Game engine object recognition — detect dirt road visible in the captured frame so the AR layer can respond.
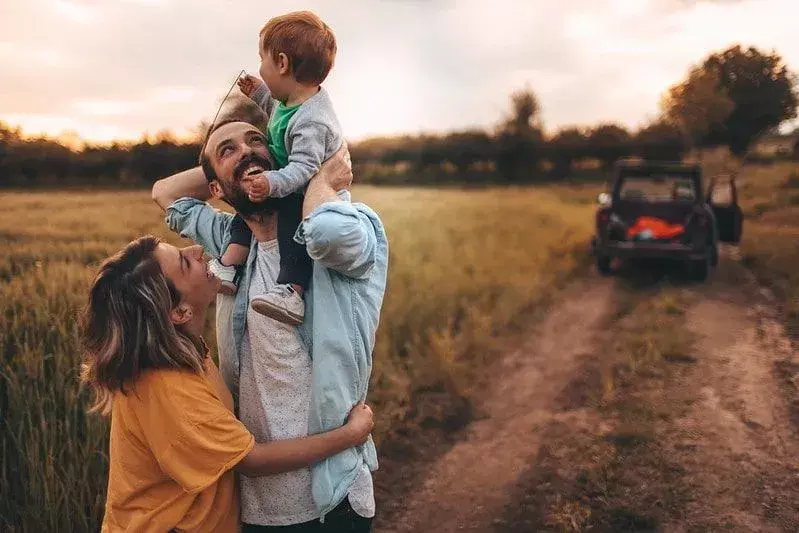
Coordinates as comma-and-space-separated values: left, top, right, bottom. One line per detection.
660, 263, 799, 532
375, 256, 798, 532
376, 279, 616, 532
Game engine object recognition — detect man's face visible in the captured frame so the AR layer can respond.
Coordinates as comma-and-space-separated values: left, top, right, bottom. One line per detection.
205, 121, 277, 216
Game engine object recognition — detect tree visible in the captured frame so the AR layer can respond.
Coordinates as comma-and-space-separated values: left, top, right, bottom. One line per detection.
662, 67, 734, 148
548, 127, 588, 177
495, 88, 544, 182
440, 130, 495, 174
501, 88, 542, 136
585, 123, 632, 170
634, 121, 686, 161
662, 45, 798, 155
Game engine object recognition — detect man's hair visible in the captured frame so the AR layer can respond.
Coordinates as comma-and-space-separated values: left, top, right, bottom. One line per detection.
198, 117, 254, 183
260, 11, 336, 86
79, 236, 205, 415
198, 92, 270, 182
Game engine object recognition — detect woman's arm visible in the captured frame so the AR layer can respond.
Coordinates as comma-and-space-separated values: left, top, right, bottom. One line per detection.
234, 403, 373, 477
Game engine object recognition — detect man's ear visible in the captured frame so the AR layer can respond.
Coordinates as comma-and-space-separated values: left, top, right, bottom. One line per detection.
170, 303, 193, 326
277, 52, 290, 75
209, 180, 225, 200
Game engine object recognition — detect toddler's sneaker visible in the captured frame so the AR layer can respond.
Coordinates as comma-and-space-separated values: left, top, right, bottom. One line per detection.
250, 284, 305, 325
209, 258, 237, 295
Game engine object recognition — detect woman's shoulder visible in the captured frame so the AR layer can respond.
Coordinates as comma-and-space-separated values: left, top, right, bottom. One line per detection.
113, 360, 233, 429
119, 364, 211, 405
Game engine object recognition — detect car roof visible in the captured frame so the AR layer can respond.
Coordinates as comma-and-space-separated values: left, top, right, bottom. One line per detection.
614, 159, 701, 175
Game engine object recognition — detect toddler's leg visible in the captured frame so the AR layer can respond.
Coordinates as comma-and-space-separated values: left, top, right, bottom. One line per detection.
221, 243, 250, 267
209, 214, 251, 295
275, 193, 312, 291
251, 194, 310, 325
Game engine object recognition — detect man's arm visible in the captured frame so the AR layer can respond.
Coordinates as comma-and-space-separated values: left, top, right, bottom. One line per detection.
151, 166, 233, 258
302, 144, 352, 218
299, 146, 378, 279
151, 166, 210, 212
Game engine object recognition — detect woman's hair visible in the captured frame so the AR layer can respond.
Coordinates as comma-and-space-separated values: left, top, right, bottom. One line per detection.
80, 235, 205, 415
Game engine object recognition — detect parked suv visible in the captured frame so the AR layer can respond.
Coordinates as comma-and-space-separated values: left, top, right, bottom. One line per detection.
590, 160, 743, 280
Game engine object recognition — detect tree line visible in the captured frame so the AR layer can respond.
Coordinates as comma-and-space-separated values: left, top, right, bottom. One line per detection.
1, 44, 796, 189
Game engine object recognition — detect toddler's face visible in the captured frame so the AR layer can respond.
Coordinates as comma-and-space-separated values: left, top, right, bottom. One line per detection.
259, 47, 287, 102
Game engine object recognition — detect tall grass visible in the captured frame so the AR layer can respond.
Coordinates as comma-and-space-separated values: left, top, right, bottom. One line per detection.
734, 162, 799, 338
0, 185, 594, 531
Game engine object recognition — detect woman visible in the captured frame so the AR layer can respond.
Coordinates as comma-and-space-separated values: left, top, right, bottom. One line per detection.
80, 235, 373, 532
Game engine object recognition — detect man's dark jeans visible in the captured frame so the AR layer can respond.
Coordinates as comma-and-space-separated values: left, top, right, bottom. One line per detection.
242, 499, 371, 533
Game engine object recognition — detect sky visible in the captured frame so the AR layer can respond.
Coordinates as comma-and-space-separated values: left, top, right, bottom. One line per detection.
1, 0, 797, 143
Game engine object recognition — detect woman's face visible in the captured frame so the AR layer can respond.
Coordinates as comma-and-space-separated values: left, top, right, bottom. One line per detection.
153, 243, 219, 314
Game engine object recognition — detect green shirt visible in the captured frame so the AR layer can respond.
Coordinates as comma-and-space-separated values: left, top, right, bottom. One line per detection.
267, 101, 301, 168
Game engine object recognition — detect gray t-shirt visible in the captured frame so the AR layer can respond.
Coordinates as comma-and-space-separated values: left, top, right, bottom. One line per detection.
238, 239, 374, 526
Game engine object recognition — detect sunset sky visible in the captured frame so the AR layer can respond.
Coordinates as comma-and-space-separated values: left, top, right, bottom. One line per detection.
1, 0, 797, 143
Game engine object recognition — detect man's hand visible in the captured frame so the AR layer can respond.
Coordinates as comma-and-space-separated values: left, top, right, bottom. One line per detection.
315, 143, 353, 192
302, 144, 354, 218
238, 74, 265, 98
245, 173, 270, 202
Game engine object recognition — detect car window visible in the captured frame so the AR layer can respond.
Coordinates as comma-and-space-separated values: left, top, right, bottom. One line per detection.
618, 175, 696, 202
709, 180, 735, 206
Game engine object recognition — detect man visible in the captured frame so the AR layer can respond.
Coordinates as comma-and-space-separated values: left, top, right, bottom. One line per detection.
151, 119, 388, 532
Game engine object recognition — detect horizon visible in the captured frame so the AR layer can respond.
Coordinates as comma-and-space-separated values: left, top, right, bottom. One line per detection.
2, 0, 798, 144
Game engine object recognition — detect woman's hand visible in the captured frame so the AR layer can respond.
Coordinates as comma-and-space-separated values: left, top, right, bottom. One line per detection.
345, 403, 374, 445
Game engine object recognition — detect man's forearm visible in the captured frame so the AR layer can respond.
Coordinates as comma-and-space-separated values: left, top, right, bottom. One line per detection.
302, 144, 352, 217
302, 175, 339, 218
151, 166, 210, 212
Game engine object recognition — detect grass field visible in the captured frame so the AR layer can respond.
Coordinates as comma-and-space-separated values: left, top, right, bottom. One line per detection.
735, 162, 799, 338
0, 185, 595, 531
2, 160, 795, 531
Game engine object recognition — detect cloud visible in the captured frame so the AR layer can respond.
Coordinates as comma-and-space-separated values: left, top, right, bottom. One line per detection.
54, 0, 97, 24
0, 0, 797, 142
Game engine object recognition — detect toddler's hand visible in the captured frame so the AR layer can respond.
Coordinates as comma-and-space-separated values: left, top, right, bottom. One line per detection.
237, 74, 265, 98
245, 174, 270, 202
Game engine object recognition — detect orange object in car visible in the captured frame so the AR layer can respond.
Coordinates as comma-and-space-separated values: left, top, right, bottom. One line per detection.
626, 216, 685, 240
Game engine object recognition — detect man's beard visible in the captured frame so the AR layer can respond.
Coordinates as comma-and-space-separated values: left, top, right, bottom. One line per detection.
220, 153, 281, 217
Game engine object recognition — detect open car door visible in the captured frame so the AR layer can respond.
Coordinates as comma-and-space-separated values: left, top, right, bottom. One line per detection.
707, 176, 743, 243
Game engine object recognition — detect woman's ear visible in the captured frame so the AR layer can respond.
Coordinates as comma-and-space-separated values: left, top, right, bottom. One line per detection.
170, 303, 193, 326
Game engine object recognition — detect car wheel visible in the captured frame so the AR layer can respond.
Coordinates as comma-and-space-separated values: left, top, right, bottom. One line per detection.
690, 255, 711, 282
710, 243, 719, 266
596, 254, 613, 276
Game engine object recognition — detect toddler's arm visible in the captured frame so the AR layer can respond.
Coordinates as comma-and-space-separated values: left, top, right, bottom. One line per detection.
238, 74, 274, 117
264, 121, 332, 198
244, 122, 332, 202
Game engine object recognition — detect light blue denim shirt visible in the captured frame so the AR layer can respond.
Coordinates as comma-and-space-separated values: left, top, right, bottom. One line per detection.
165, 191, 388, 519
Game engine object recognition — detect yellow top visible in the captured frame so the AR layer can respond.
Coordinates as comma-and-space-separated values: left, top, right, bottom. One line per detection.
101, 357, 254, 533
